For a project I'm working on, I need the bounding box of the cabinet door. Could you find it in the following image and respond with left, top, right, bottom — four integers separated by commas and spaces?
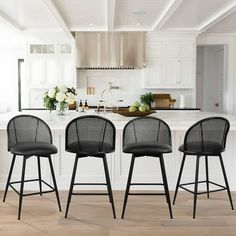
166, 42, 194, 58
29, 59, 45, 85
45, 58, 59, 85
146, 42, 162, 57
61, 56, 75, 86
165, 59, 179, 86
144, 58, 165, 87
166, 42, 180, 57
180, 43, 194, 57
179, 59, 194, 87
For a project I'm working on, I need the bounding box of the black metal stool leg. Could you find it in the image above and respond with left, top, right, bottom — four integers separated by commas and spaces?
48, 156, 61, 212
193, 155, 200, 219
173, 154, 186, 205
159, 155, 173, 219
103, 156, 116, 218
18, 157, 27, 220
3, 154, 16, 202
37, 156, 43, 196
219, 154, 234, 210
205, 155, 210, 198
121, 155, 135, 219
65, 156, 79, 218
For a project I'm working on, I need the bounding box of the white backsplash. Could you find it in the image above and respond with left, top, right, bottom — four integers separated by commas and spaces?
76, 69, 196, 108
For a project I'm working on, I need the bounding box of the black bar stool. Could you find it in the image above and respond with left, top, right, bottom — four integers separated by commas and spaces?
4, 115, 61, 220
173, 117, 234, 218
121, 117, 173, 219
64, 115, 116, 218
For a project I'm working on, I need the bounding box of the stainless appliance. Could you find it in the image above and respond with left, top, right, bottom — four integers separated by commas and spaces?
75, 32, 146, 69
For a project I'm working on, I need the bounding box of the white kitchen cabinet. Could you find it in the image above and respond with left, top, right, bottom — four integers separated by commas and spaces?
45, 58, 59, 85
29, 58, 45, 85
27, 43, 75, 88
145, 58, 194, 88
166, 42, 194, 58
60, 55, 75, 86
144, 40, 195, 89
29, 56, 59, 87
146, 42, 162, 57
165, 59, 194, 88
144, 58, 165, 87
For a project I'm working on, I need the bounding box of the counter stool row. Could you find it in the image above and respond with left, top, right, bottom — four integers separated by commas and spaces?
4, 114, 234, 220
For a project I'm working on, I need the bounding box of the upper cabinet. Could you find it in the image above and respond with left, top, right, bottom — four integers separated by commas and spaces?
144, 39, 195, 89
27, 43, 75, 88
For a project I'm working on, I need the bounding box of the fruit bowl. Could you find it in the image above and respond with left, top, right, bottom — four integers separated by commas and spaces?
112, 108, 155, 117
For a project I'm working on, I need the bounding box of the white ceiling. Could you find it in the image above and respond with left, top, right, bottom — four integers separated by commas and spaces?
0, 0, 236, 40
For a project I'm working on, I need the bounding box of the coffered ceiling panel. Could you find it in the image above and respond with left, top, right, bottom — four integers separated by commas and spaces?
52, 0, 107, 30
163, 0, 236, 30
114, 0, 170, 29
0, 0, 60, 29
206, 11, 236, 33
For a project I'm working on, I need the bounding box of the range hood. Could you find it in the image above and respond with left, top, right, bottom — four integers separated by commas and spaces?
75, 32, 146, 69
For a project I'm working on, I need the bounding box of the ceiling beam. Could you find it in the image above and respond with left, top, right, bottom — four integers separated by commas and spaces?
152, 0, 183, 31
42, 0, 74, 41
107, 0, 116, 31
199, 1, 236, 33
0, 9, 22, 33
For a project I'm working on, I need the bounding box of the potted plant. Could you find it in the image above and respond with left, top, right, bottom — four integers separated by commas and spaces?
140, 92, 154, 109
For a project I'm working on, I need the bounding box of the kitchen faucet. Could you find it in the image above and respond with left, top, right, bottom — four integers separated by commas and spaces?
97, 83, 121, 113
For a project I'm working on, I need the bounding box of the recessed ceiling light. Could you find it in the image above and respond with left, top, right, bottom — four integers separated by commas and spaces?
132, 10, 146, 16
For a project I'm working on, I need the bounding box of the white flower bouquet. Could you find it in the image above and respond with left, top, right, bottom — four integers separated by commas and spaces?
43, 85, 77, 113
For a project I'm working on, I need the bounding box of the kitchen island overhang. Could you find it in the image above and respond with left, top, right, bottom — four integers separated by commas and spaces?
0, 110, 236, 191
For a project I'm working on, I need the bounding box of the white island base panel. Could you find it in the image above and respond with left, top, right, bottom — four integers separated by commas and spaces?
0, 110, 236, 191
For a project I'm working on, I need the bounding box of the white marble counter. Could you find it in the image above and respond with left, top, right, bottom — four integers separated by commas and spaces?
1, 110, 236, 131
0, 110, 236, 191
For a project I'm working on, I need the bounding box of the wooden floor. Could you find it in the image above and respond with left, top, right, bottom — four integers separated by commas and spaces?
0, 191, 236, 236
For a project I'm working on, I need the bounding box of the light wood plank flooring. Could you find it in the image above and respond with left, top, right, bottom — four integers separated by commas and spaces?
0, 191, 236, 236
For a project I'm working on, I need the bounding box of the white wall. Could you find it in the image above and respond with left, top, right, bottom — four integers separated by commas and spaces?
0, 23, 25, 112
197, 34, 236, 114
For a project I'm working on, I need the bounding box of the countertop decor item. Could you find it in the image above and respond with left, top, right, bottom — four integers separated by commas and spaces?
153, 94, 176, 108
140, 92, 154, 108
43, 85, 77, 115
113, 108, 155, 117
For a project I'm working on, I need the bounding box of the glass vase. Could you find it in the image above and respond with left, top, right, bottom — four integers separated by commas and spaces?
56, 102, 68, 115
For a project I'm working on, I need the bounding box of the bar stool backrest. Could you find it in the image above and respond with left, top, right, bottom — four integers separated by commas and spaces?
183, 117, 230, 152
123, 117, 171, 147
65, 115, 116, 153
7, 115, 52, 151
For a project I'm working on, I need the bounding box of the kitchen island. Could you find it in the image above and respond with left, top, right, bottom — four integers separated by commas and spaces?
0, 110, 236, 191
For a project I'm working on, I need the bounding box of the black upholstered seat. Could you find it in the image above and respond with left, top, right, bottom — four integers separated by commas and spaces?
178, 141, 222, 155
121, 117, 173, 219
123, 141, 172, 156
65, 115, 116, 219
4, 115, 61, 220
173, 117, 234, 218
10, 142, 58, 156
67, 140, 114, 156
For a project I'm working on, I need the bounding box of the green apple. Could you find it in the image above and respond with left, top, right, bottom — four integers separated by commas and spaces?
139, 105, 146, 112
144, 104, 150, 111
132, 101, 141, 108
129, 106, 137, 112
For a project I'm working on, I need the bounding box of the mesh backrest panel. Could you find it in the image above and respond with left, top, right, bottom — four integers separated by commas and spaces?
7, 115, 52, 150
184, 117, 229, 151
123, 117, 171, 147
66, 116, 115, 152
